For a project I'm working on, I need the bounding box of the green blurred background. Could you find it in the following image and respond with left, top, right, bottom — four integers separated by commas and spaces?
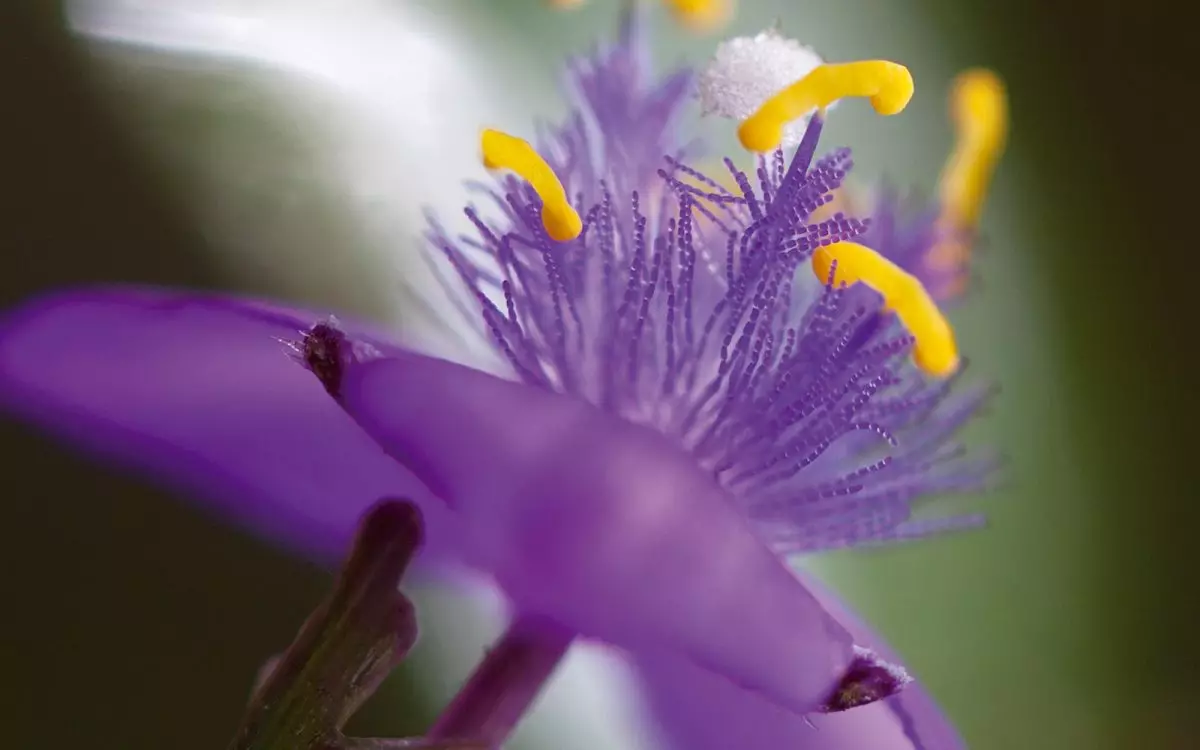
1, 1, 1194, 749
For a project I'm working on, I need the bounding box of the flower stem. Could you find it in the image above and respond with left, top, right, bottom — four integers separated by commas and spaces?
426, 615, 575, 748
228, 500, 423, 750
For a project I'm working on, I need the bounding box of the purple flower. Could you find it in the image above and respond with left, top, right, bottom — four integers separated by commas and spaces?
0, 9, 994, 749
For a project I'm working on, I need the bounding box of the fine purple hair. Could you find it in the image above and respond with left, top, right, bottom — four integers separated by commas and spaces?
426, 12, 995, 556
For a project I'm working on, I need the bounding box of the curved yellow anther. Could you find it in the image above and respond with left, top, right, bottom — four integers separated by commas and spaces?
664, 0, 733, 33
481, 128, 582, 242
812, 241, 959, 378
937, 68, 1008, 229
738, 61, 914, 152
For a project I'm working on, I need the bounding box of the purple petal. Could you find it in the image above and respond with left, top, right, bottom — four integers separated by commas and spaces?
338, 352, 860, 715
634, 575, 965, 750
0, 287, 454, 561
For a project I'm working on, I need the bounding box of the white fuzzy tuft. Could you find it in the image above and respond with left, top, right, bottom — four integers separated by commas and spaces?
697, 28, 828, 148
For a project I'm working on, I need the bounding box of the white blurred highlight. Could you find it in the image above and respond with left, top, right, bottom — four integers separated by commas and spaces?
70, 1, 453, 134
66, 1, 510, 352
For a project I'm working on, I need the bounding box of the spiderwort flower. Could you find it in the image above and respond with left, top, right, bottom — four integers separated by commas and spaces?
0, 8, 997, 749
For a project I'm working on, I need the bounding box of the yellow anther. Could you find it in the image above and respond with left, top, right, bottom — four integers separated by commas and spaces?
924, 69, 1008, 290
481, 128, 582, 242
738, 61, 914, 152
937, 68, 1008, 229
812, 241, 959, 378
664, 0, 733, 33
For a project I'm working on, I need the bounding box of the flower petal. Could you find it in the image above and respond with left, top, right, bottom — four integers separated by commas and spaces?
634, 575, 965, 750
0, 287, 453, 561
338, 352, 860, 715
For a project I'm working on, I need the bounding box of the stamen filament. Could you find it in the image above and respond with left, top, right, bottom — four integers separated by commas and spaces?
481, 129, 582, 241
812, 241, 959, 377
738, 61, 914, 152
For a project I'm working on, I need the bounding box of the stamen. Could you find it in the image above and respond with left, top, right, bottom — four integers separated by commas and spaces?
481, 128, 582, 241
739, 61, 914, 152
937, 68, 1007, 229
664, 0, 733, 32
812, 242, 959, 378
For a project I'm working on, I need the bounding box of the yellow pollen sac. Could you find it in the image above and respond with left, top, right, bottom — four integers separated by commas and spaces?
738, 61, 914, 152
664, 0, 733, 32
481, 128, 582, 242
812, 242, 960, 378
937, 68, 1008, 229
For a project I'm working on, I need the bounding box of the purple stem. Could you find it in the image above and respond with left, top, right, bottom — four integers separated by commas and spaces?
426, 615, 575, 748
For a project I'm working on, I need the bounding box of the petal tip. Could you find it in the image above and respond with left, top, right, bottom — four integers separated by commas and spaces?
818, 645, 914, 714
